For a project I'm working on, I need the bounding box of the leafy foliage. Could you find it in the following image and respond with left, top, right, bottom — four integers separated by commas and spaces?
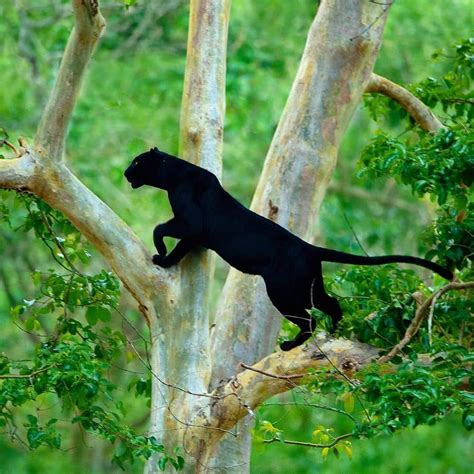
0, 194, 182, 470
320, 39, 473, 445
360, 39, 473, 271
265, 39, 473, 466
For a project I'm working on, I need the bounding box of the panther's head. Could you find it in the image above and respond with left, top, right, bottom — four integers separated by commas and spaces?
124, 147, 168, 189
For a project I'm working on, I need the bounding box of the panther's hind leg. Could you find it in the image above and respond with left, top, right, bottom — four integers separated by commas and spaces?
313, 294, 343, 332
263, 277, 317, 351
279, 310, 315, 351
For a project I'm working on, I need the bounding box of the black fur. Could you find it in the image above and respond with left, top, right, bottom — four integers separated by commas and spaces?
124, 148, 453, 351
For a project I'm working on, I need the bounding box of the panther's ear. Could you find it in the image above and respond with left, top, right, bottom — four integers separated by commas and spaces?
152, 147, 160, 154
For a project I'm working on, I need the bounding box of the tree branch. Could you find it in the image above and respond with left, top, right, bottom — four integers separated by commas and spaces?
264, 432, 352, 449
378, 281, 474, 364
365, 73, 445, 133
30, 164, 162, 325
187, 336, 379, 455
0, 366, 52, 379
0, 155, 36, 190
1, 157, 161, 329
1, 1, 168, 327
34, 0, 105, 162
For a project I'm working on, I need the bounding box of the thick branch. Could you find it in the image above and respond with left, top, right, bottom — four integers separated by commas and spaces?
0, 155, 36, 189
187, 337, 379, 456
0, 158, 161, 328
209, 3, 390, 466
2, 1, 165, 326
29, 164, 162, 324
365, 73, 445, 133
34, 0, 105, 162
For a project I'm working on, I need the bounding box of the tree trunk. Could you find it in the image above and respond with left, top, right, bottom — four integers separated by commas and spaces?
209, 0, 389, 469
145, 1, 231, 472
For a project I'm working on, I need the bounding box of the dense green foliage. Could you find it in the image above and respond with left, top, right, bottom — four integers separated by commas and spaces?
0, 0, 472, 472
0, 196, 182, 470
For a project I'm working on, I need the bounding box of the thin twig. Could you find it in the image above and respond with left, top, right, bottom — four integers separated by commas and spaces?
264, 432, 352, 449
240, 363, 309, 380
126, 337, 240, 437
39, 208, 85, 277
0, 140, 20, 157
262, 402, 356, 422
350, 1, 393, 41
343, 212, 368, 256
428, 290, 442, 346
0, 366, 52, 379
378, 281, 474, 364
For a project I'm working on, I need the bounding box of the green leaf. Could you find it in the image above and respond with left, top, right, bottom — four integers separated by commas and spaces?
115, 442, 128, 457
27, 428, 45, 448
344, 444, 353, 460
437, 187, 448, 205
86, 306, 111, 326
26, 414, 38, 425
25, 317, 39, 332
341, 392, 355, 413
158, 457, 168, 471
176, 455, 185, 470
460, 392, 474, 403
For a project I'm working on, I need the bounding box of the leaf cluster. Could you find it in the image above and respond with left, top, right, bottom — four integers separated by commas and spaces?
360, 40, 473, 271
356, 345, 473, 437
0, 195, 182, 471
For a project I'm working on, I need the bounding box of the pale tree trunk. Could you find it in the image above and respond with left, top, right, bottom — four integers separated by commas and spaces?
209, 1, 390, 469
3, 1, 447, 473
145, 0, 231, 472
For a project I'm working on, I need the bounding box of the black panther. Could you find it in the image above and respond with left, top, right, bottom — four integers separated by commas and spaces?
124, 148, 453, 351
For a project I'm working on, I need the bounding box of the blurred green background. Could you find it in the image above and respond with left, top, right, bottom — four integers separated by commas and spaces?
0, 0, 472, 472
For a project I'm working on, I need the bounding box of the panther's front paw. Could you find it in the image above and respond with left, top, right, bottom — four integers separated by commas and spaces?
152, 254, 173, 268
152, 254, 165, 266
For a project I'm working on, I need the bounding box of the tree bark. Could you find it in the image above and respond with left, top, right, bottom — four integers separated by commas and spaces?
366, 73, 445, 133
145, 1, 231, 472
208, 1, 390, 469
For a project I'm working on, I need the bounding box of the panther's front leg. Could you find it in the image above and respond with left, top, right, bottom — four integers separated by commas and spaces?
152, 239, 197, 268
153, 217, 186, 256
153, 225, 167, 256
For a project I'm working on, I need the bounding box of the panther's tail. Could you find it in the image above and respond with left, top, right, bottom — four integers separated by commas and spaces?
316, 247, 453, 280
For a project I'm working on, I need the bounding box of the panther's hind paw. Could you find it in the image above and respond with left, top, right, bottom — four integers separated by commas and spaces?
280, 340, 296, 352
